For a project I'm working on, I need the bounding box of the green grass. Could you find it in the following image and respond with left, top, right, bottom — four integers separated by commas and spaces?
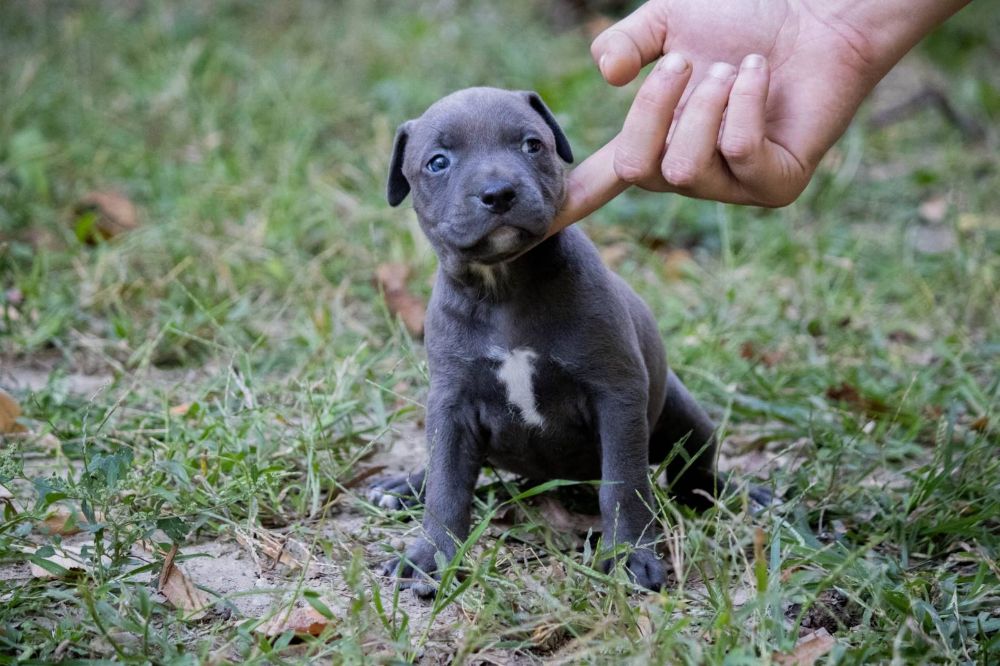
1, 1, 998, 663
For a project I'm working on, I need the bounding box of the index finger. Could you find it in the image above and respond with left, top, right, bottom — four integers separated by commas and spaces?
591, 2, 669, 86
548, 140, 629, 236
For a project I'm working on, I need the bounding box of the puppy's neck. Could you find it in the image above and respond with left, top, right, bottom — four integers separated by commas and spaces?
444, 231, 570, 302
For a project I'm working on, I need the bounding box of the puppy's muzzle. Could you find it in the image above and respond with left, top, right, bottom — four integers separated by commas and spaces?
477, 180, 517, 215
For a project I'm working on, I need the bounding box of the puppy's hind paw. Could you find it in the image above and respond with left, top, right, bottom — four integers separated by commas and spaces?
626, 548, 667, 592
366, 469, 426, 511
603, 547, 667, 592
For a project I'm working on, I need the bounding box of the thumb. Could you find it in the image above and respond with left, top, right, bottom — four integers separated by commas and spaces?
591, 2, 669, 86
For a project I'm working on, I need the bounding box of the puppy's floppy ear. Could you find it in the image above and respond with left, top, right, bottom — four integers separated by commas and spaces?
523, 91, 574, 163
387, 120, 414, 206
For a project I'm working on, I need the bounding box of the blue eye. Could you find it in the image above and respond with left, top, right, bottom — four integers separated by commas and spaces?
521, 138, 542, 154
427, 154, 450, 173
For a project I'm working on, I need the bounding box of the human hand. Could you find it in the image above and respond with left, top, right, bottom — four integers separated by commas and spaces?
551, 0, 968, 232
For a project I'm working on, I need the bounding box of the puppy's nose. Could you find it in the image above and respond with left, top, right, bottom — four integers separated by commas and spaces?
477, 182, 517, 214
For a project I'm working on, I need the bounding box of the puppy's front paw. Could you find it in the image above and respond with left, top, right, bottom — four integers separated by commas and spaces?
380, 538, 442, 599
603, 547, 666, 592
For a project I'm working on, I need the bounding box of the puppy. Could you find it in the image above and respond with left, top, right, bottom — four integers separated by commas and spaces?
371, 87, 729, 596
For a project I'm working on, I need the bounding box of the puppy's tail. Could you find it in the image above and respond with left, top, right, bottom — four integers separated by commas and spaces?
649, 369, 722, 508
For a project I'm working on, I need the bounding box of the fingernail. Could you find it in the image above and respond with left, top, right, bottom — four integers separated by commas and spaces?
599, 54, 608, 77
660, 52, 688, 74
742, 54, 766, 69
709, 62, 736, 79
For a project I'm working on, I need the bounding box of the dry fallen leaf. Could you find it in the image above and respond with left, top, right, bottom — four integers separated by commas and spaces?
0, 483, 22, 515
73, 191, 139, 243
37, 505, 89, 536
28, 543, 108, 579
825, 382, 889, 417
661, 248, 694, 281
256, 605, 334, 638
158, 544, 213, 619
236, 528, 308, 571
0, 388, 27, 434
635, 608, 654, 639
739, 341, 785, 368
773, 628, 837, 666
918, 195, 949, 224
375, 262, 426, 338
970, 415, 989, 433
169, 403, 193, 417
535, 495, 602, 534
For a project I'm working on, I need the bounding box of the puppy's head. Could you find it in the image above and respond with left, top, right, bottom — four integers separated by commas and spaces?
387, 88, 573, 271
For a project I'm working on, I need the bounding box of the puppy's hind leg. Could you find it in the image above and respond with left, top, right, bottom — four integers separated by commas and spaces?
648, 370, 724, 510
649, 370, 775, 510
367, 469, 426, 510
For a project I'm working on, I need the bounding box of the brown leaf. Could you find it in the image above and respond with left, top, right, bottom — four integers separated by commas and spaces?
169, 403, 193, 417
158, 544, 213, 619
825, 382, 889, 416
661, 248, 694, 281
535, 496, 602, 534
635, 608, 653, 638
0, 483, 22, 515
38, 505, 88, 536
256, 605, 334, 638
773, 629, 837, 666
236, 528, 308, 571
739, 342, 784, 368
918, 195, 948, 224
375, 263, 426, 338
970, 415, 989, 433
0, 389, 27, 434
28, 543, 108, 579
73, 191, 139, 243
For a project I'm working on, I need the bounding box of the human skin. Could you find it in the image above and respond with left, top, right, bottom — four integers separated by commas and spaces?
549, 0, 971, 234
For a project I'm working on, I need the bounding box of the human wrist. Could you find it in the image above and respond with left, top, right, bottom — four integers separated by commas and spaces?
801, 0, 971, 75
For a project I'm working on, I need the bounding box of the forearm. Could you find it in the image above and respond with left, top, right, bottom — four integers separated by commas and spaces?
805, 0, 972, 76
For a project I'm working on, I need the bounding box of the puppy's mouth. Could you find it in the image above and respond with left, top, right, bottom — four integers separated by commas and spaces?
461, 225, 540, 265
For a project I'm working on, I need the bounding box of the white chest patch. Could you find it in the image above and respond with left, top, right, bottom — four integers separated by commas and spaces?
495, 347, 545, 427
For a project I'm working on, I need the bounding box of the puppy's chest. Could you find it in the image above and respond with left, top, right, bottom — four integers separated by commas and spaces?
475, 346, 590, 431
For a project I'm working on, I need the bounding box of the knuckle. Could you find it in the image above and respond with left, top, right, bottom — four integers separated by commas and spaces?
661, 157, 701, 188
614, 156, 652, 184
720, 135, 757, 163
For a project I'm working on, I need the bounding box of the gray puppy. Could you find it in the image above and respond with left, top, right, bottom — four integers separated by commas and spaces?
371, 87, 728, 596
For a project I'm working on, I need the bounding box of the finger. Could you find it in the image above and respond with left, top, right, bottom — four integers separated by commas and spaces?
549, 140, 630, 236
719, 54, 771, 176
591, 2, 669, 86
660, 61, 737, 193
615, 52, 691, 184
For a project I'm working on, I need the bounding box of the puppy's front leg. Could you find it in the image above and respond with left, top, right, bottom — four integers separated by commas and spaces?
595, 394, 666, 591
387, 397, 481, 598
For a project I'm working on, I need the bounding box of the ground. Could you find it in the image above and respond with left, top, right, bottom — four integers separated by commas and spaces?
1, 1, 999, 663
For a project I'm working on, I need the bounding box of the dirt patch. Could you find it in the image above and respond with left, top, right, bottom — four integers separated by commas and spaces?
0, 359, 114, 397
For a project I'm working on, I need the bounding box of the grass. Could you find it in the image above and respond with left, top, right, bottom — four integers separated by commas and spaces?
1, 0, 998, 663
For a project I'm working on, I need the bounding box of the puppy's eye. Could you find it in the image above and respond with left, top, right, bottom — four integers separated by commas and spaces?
426, 154, 450, 173
521, 138, 543, 154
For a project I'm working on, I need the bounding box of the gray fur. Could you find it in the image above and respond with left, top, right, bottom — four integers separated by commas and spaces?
374, 88, 724, 596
